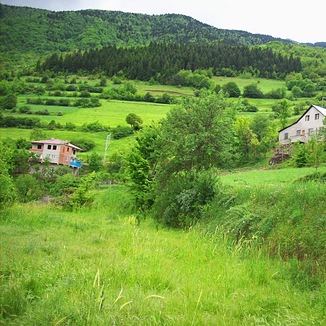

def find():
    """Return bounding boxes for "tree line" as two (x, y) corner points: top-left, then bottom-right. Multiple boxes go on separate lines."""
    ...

(39, 42), (302, 82)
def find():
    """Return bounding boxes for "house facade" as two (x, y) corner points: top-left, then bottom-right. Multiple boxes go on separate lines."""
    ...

(278, 105), (326, 144)
(30, 138), (82, 168)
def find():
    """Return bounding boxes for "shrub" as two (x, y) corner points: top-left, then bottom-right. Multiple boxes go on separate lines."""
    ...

(69, 138), (95, 152)
(15, 174), (45, 202)
(112, 125), (133, 139)
(153, 169), (218, 228)
(19, 106), (32, 114)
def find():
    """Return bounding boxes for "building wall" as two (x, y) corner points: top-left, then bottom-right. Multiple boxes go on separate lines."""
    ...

(30, 141), (80, 166)
(279, 107), (325, 144)
(58, 145), (74, 165)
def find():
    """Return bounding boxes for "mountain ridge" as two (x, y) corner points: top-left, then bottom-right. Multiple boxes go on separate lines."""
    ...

(1, 4), (325, 54)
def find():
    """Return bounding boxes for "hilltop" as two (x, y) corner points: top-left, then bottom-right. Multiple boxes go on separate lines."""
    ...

(1, 3), (325, 55)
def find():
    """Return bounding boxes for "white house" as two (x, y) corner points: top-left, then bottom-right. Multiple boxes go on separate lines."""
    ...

(30, 138), (82, 168)
(278, 105), (326, 144)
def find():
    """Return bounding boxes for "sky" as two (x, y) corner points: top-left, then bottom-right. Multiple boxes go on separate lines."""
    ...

(1, 0), (325, 43)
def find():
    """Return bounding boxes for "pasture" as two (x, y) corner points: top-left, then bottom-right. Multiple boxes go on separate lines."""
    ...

(15, 97), (172, 128)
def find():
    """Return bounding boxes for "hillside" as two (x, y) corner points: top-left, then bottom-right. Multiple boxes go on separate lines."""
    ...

(0, 4), (310, 54)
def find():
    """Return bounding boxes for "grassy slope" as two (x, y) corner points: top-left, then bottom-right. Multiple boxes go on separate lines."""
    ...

(1, 186), (325, 325)
(0, 127), (135, 160)
(221, 166), (326, 186)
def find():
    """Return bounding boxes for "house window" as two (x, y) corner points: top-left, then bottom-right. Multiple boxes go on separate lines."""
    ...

(47, 145), (51, 150)
(67, 147), (70, 152)
(53, 145), (57, 150)
(284, 133), (289, 140)
(296, 130), (301, 136)
(305, 115), (310, 121)
(37, 144), (42, 149)
(73, 150), (76, 155)
(315, 113), (320, 120)
(308, 128), (314, 135)
(301, 130), (305, 136)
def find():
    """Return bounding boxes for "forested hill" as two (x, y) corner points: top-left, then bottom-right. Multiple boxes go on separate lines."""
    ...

(0, 4), (310, 54)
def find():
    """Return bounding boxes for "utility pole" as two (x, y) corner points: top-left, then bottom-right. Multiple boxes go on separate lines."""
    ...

(103, 133), (111, 163)
(322, 97), (326, 108)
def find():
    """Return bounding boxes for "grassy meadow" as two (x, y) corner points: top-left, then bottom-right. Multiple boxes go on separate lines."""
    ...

(221, 166), (326, 186)
(15, 97), (172, 128)
(1, 74), (325, 324)
(1, 182), (325, 325)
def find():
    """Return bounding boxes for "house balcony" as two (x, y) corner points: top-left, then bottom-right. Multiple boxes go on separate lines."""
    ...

(280, 134), (308, 144)
(290, 134), (309, 143)
(70, 158), (82, 168)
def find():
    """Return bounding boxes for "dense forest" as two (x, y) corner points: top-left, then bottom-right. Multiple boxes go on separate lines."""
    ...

(1, 3), (324, 55)
(40, 42), (302, 81)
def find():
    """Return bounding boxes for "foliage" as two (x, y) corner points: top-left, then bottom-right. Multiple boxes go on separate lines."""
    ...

(0, 138), (30, 176)
(30, 129), (47, 141)
(215, 167), (326, 289)
(306, 135), (326, 171)
(51, 173), (80, 196)
(65, 172), (97, 210)
(1, 93), (17, 110)
(0, 4), (302, 55)
(14, 174), (44, 202)
(69, 138), (95, 152)
(243, 83), (265, 98)
(293, 143), (309, 167)
(0, 158), (16, 208)
(112, 125), (133, 139)
(157, 91), (236, 179)
(153, 169), (219, 228)
(222, 81), (241, 98)
(126, 126), (159, 211)
(295, 171), (326, 183)
(234, 116), (261, 164)
(125, 113), (143, 130)
(272, 100), (292, 129)
(41, 42), (301, 82)
(86, 152), (103, 172)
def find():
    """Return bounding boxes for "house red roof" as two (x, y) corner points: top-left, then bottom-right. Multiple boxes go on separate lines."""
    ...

(30, 138), (82, 151)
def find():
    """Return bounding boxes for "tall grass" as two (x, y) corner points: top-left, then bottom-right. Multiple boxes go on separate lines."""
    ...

(1, 185), (325, 325)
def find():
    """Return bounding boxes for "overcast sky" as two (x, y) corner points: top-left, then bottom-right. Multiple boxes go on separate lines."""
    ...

(1, 0), (325, 43)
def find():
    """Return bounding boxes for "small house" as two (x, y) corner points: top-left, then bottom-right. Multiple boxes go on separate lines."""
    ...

(278, 105), (326, 144)
(30, 138), (82, 168)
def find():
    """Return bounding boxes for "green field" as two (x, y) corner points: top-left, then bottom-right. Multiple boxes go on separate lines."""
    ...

(1, 185), (325, 325)
(15, 98), (172, 128)
(221, 166), (326, 186)
(212, 76), (286, 93)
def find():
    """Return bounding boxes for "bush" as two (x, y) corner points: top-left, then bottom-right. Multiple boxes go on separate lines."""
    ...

(153, 169), (218, 228)
(112, 125), (133, 139)
(69, 139), (95, 152)
(19, 106), (32, 114)
(15, 174), (45, 202)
